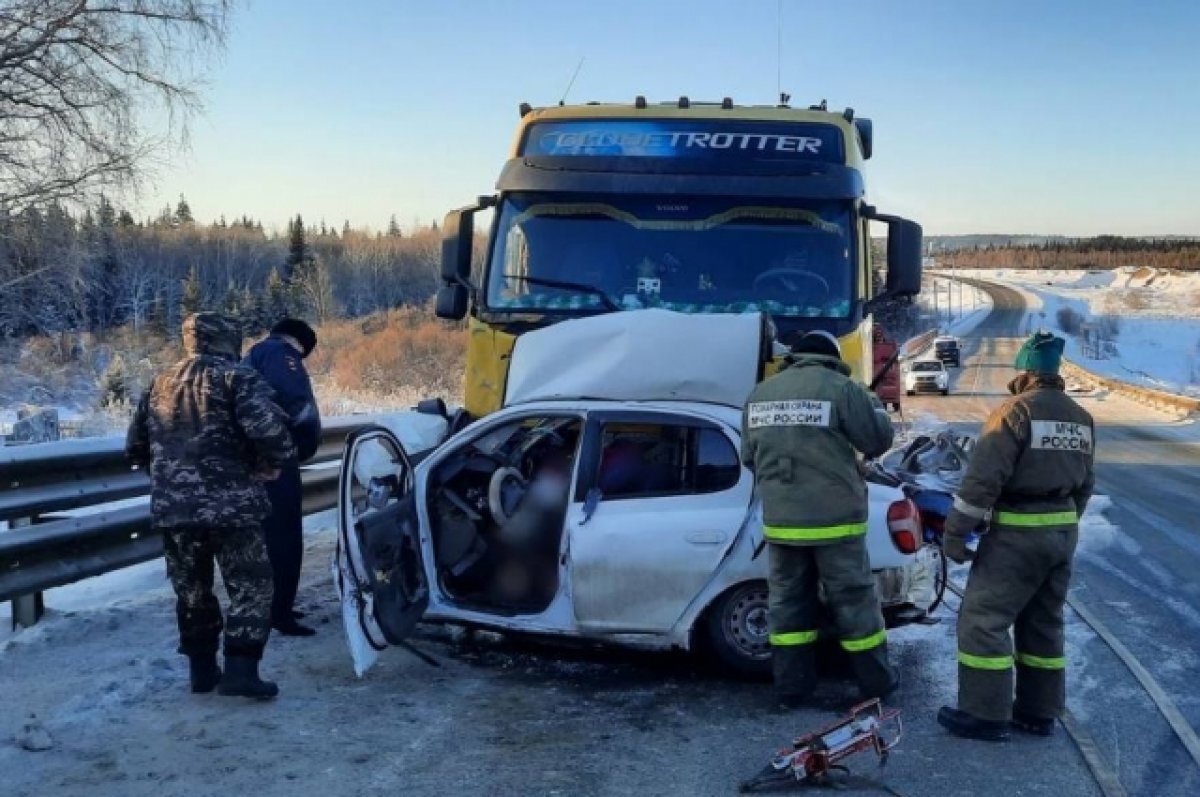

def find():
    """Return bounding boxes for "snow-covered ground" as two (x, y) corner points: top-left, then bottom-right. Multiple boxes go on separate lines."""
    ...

(948, 267), (1200, 397)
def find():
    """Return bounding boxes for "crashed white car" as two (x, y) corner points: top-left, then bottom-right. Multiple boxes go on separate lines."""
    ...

(335, 311), (931, 677)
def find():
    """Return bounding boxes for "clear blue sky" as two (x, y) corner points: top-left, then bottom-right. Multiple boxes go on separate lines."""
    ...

(142, 0), (1200, 236)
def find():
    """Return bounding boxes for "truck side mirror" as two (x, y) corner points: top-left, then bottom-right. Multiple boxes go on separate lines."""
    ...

(435, 284), (470, 320)
(884, 218), (923, 296)
(865, 209), (923, 298)
(440, 207), (475, 284)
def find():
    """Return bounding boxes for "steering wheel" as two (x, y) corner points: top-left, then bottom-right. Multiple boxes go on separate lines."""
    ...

(752, 268), (831, 301)
(488, 467), (528, 526)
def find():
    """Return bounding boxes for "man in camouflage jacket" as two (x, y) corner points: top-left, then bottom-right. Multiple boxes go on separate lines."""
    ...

(126, 313), (296, 699)
(938, 332), (1095, 741)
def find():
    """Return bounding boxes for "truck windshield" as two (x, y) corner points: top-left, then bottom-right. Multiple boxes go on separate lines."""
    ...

(484, 193), (855, 320)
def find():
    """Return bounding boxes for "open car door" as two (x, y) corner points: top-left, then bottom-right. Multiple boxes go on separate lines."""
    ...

(334, 425), (426, 676)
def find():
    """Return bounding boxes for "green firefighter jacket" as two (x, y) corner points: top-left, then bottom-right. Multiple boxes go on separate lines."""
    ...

(741, 354), (895, 544)
(953, 373), (1096, 529)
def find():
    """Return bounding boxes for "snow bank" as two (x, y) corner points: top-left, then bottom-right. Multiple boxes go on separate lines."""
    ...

(953, 268), (1200, 397)
(1077, 495), (1119, 555)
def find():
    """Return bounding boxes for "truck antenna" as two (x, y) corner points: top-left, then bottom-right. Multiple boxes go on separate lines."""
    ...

(559, 57), (586, 106)
(776, 0), (783, 103)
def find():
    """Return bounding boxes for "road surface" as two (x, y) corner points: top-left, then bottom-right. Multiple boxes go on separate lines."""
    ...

(906, 279), (1200, 795)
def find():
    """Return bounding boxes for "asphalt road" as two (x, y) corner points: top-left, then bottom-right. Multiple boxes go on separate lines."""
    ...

(906, 279), (1200, 796)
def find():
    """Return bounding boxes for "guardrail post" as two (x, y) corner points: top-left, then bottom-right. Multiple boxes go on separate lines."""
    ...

(9, 516), (45, 630)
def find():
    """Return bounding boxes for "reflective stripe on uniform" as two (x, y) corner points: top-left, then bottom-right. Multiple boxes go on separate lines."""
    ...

(957, 650), (1014, 670)
(764, 522), (868, 542)
(1017, 652), (1066, 670)
(770, 630), (819, 646)
(994, 510), (1079, 528)
(953, 495), (990, 520)
(840, 629), (886, 653)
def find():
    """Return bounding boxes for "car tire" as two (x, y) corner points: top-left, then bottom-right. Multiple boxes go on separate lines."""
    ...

(703, 581), (772, 679)
(906, 390), (914, 397)
(941, 389), (949, 396)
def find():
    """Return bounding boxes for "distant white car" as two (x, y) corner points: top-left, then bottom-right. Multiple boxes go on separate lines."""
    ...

(905, 359), (950, 396)
(334, 311), (931, 679)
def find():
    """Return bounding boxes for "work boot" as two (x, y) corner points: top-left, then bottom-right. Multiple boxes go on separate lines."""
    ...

(1011, 706), (1056, 737)
(860, 669), (900, 702)
(937, 707), (1010, 742)
(272, 618), (316, 637)
(187, 654), (221, 694)
(218, 656), (279, 700)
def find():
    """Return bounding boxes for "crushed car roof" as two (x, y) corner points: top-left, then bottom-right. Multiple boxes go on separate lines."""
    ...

(504, 309), (765, 409)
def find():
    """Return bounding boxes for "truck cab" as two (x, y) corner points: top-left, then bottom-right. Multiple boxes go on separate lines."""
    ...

(434, 97), (923, 419)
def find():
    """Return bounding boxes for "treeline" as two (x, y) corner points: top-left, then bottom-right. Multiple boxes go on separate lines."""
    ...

(0, 196), (445, 344)
(938, 236), (1200, 271)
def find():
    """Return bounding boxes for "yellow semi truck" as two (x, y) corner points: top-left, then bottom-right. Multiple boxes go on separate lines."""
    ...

(436, 97), (923, 418)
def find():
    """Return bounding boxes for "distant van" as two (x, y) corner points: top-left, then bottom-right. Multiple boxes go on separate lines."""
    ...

(934, 336), (961, 367)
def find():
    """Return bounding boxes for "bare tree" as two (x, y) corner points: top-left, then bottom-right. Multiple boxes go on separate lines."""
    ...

(0, 1), (230, 213)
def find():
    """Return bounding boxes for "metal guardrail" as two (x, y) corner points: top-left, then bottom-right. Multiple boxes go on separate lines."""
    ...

(1061, 359), (1200, 416)
(901, 328), (939, 359)
(0, 417), (370, 627)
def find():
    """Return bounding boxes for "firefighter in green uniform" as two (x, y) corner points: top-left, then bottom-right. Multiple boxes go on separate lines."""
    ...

(742, 331), (899, 707)
(938, 332), (1095, 741)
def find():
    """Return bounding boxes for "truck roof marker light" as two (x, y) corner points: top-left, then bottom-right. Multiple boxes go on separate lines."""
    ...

(778, 92), (790, 108)
(722, 97), (734, 109)
(843, 107), (855, 122)
(635, 95), (647, 109)
(518, 102), (532, 117)
(678, 96), (690, 108)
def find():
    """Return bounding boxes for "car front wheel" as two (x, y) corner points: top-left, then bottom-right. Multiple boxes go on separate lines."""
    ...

(704, 582), (772, 679)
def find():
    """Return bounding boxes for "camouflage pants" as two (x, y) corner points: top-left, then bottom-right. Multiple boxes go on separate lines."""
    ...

(163, 525), (274, 660)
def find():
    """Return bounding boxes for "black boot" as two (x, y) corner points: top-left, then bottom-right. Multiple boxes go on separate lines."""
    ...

(218, 655), (279, 700)
(1011, 706), (1056, 736)
(272, 618), (316, 637)
(188, 654), (221, 694)
(937, 706), (1010, 742)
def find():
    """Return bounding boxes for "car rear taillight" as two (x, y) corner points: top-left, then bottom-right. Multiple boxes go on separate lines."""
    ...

(887, 499), (922, 554)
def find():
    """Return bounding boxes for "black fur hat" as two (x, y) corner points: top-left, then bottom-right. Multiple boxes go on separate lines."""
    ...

(271, 317), (317, 358)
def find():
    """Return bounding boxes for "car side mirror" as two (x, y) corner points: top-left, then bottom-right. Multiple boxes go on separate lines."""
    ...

(580, 487), (603, 525)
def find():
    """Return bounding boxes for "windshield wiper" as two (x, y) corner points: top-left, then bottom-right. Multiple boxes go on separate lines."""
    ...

(500, 274), (620, 311)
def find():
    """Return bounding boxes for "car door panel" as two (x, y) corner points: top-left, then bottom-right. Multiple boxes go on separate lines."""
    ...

(335, 425), (424, 677)
(569, 412), (753, 633)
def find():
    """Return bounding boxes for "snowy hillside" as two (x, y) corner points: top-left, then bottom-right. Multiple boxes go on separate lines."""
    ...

(949, 267), (1200, 397)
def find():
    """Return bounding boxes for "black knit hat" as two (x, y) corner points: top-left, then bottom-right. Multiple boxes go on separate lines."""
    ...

(271, 317), (317, 358)
(791, 330), (842, 360)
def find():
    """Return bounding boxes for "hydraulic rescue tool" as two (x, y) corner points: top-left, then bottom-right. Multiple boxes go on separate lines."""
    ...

(740, 699), (903, 793)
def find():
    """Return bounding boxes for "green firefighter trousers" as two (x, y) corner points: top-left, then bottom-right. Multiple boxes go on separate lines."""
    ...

(768, 538), (893, 699)
(957, 525), (1078, 722)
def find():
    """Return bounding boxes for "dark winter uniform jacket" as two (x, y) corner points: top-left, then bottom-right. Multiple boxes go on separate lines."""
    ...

(244, 335), (322, 462)
(126, 314), (296, 529)
(741, 353), (895, 544)
(952, 373), (1095, 529)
